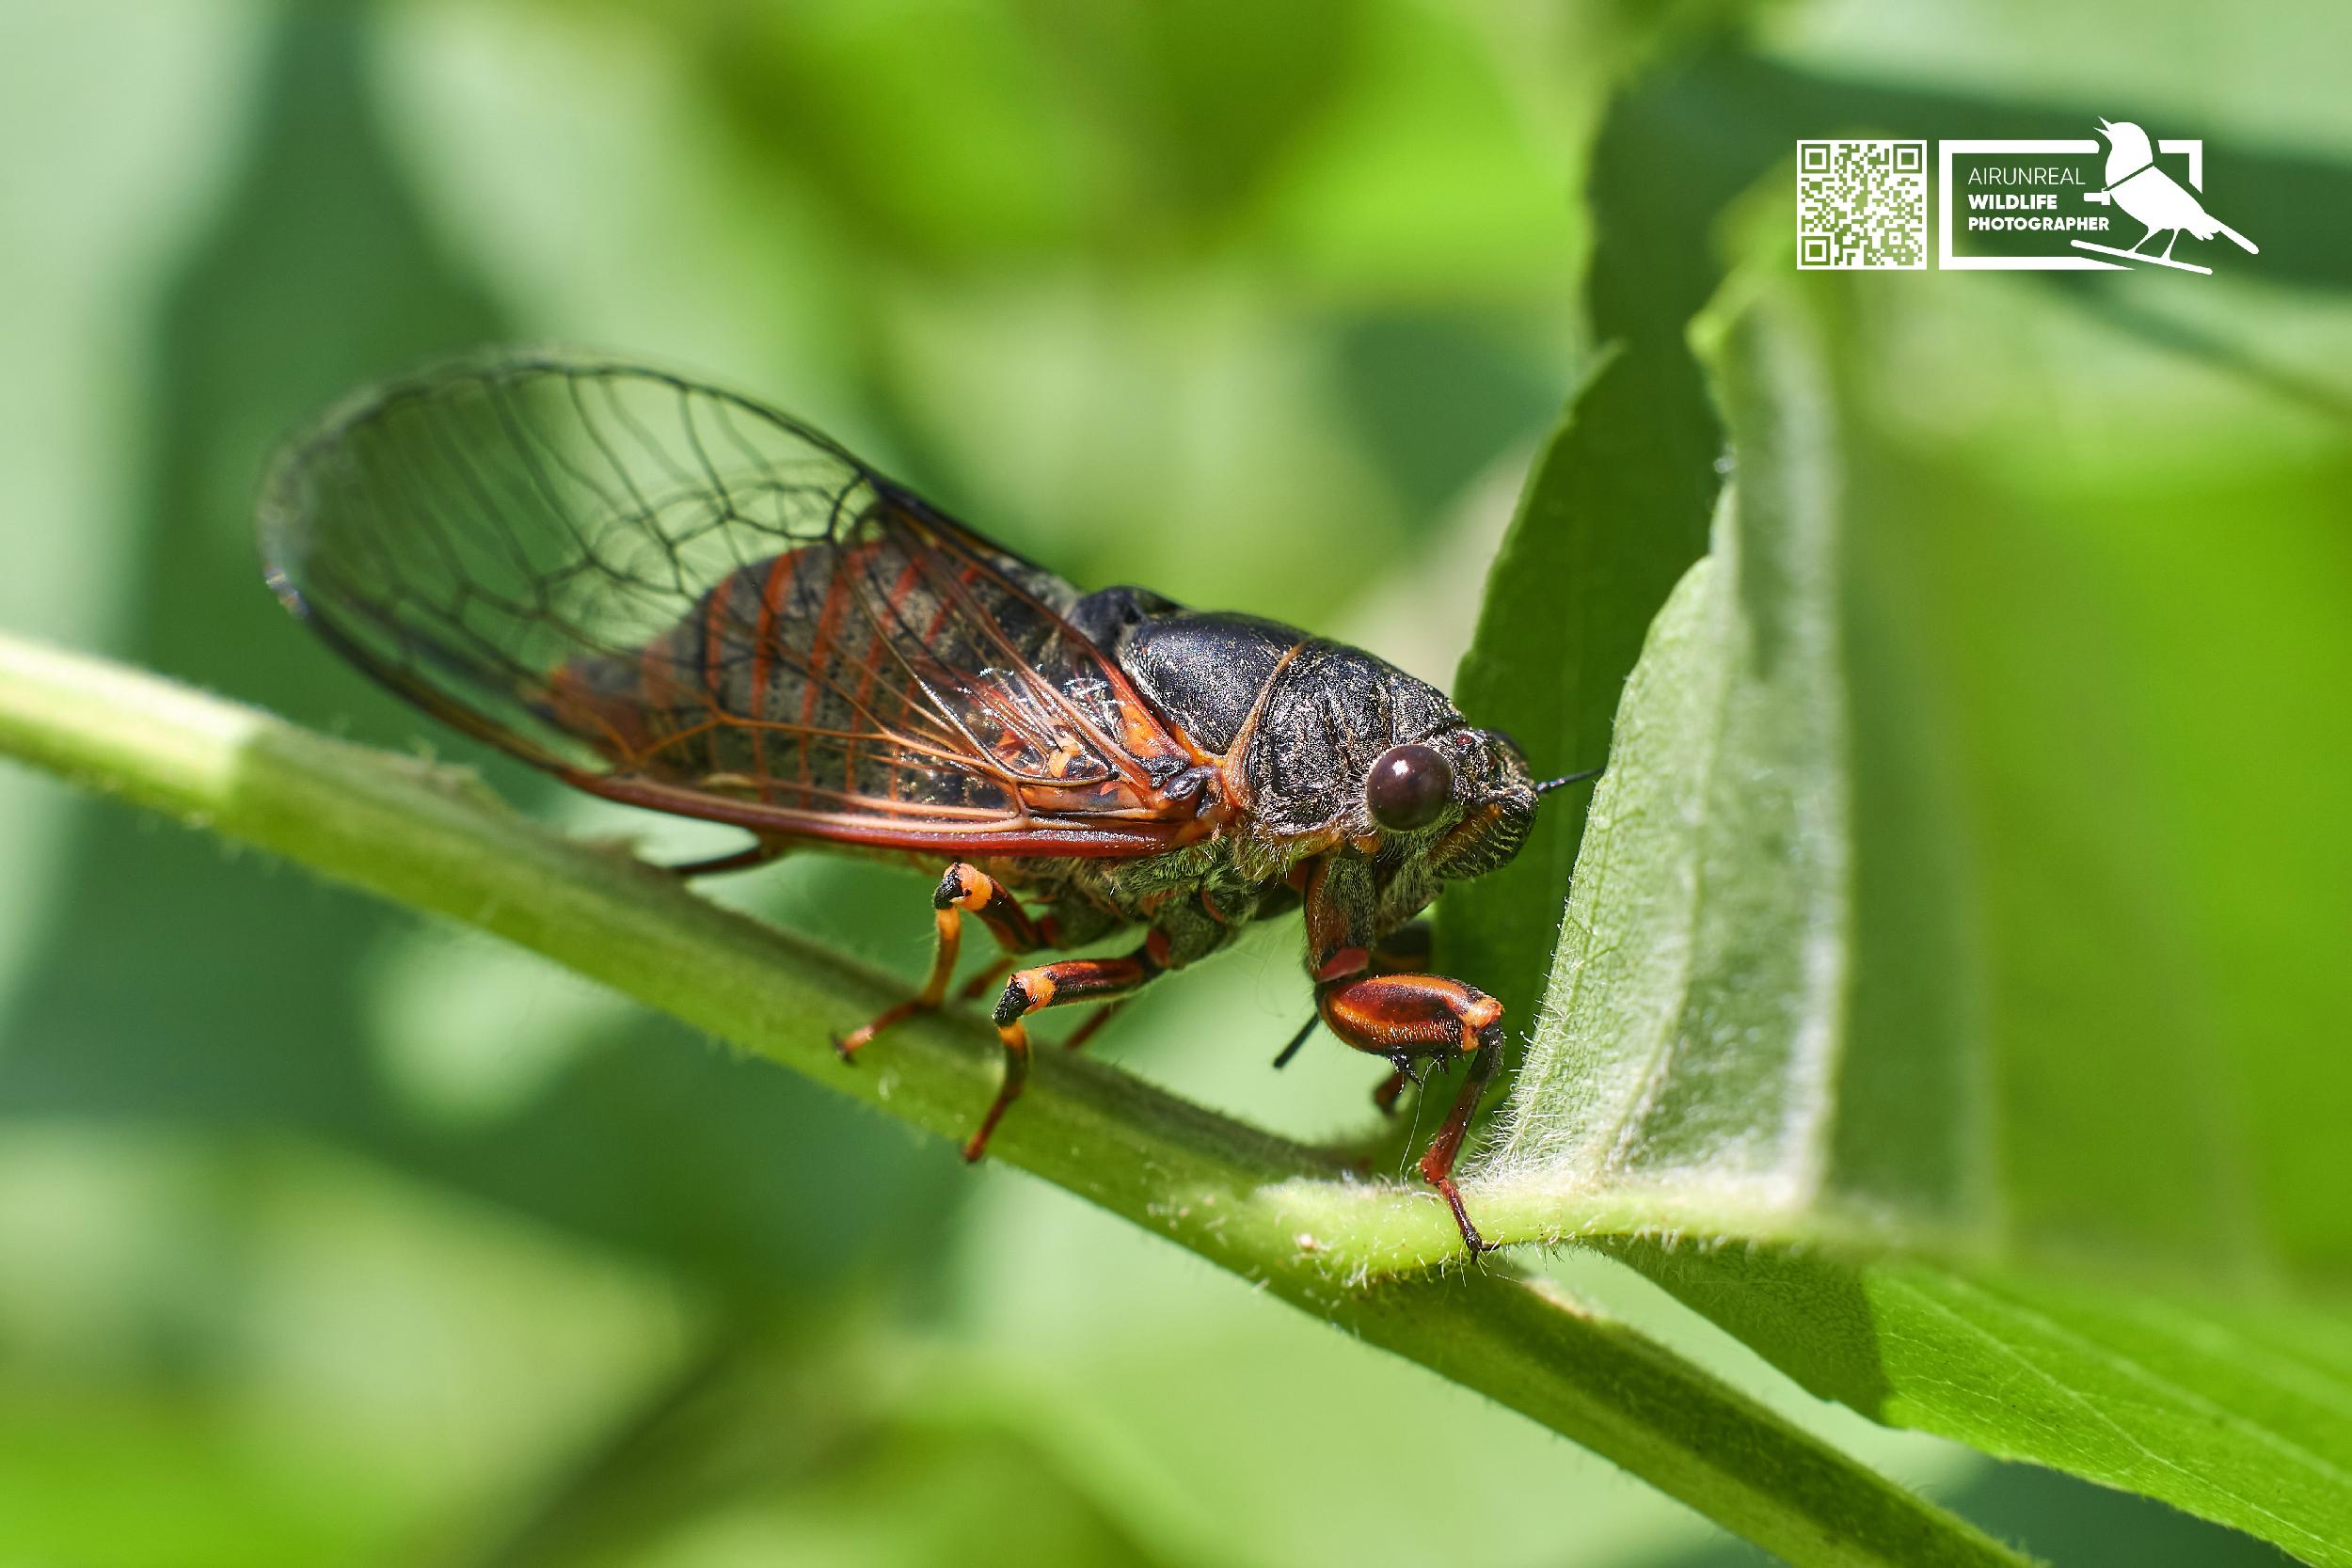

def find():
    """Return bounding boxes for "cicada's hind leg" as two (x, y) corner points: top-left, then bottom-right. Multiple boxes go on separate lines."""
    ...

(834, 863), (1044, 1060)
(1057, 998), (1130, 1054)
(954, 956), (1018, 1006)
(664, 835), (792, 878)
(1313, 969), (1506, 1254)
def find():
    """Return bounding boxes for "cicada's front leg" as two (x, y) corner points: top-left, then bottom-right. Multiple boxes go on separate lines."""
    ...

(1361, 920), (1434, 1115)
(834, 863), (1044, 1059)
(1272, 908), (1428, 1092)
(1313, 967), (1505, 1253)
(1298, 858), (1504, 1253)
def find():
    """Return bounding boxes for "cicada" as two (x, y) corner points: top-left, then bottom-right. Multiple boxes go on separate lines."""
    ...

(259, 356), (1593, 1252)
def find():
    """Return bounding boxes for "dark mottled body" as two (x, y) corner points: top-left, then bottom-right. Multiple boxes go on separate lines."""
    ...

(261, 355), (1556, 1252)
(548, 545), (1534, 977)
(1005, 593), (1535, 971)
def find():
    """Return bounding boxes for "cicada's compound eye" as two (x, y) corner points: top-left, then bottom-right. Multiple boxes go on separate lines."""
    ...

(1365, 742), (1454, 832)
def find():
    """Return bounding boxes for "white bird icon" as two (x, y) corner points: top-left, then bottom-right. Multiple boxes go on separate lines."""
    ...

(2090, 119), (2258, 262)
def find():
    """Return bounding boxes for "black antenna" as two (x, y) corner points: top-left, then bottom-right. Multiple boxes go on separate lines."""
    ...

(1534, 765), (1604, 796)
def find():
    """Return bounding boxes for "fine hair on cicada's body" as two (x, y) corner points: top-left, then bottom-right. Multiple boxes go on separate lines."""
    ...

(259, 351), (1594, 1255)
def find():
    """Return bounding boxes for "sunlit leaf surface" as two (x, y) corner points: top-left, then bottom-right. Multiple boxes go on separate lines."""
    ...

(1463, 273), (2352, 1559)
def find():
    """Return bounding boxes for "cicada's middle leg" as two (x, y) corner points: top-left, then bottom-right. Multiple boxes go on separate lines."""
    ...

(964, 893), (1242, 1165)
(833, 863), (1042, 1059)
(969, 933), (1172, 1163)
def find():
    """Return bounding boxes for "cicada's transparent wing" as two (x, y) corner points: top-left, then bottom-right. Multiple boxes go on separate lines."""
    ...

(261, 355), (1203, 853)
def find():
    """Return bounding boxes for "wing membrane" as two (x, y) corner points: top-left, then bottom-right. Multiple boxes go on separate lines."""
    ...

(261, 355), (1205, 854)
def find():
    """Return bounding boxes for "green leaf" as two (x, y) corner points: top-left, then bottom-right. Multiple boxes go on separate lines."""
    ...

(1455, 270), (2352, 1557)
(1616, 1243), (2352, 1568)
(0, 6), (967, 1302)
(1433, 58), (2352, 1553)
(1476, 287), (1859, 1233)
(1440, 81), (1732, 1022)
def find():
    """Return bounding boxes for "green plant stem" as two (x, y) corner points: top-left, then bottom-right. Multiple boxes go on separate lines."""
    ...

(0, 630), (2031, 1568)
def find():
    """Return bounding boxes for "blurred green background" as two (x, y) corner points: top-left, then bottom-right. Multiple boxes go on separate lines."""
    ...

(1, 1), (2344, 1564)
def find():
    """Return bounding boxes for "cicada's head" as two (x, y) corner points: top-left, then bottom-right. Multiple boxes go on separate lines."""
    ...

(1373, 724), (1540, 882)
(1242, 643), (1539, 886)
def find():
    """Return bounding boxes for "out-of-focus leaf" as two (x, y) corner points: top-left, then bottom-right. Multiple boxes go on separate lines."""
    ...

(458, 1330), (1188, 1568)
(1249, 0), (1582, 297)
(0, 8), (962, 1300)
(701, 0), (1090, 266)
(691, 0), (1359, 263)
(1759, 2), (2352, 182)
(1008, 0), (1359, 248)
(0, 1389), (396, 1568)
(0, 2), (258, 1008)
(1329, 311), (1565, 525)
(0, 1133), (695, 1568)
(874, 277), (1410, 624)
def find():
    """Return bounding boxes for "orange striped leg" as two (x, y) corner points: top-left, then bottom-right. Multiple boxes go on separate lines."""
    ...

(1314, 972), (1506, 1254)
(834, 863), (1039, 1060)
(1366, 921), (1433, 1114)
(1272, 921), (1437, 1097)
(964, 948), (1161, 1163)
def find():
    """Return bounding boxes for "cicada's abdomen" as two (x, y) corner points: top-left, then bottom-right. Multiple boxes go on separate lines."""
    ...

(539, 532), (1179, 822)
(540, 544), (967, 814)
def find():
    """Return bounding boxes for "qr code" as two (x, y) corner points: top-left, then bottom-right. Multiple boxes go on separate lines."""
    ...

(1796, 140), (1927, 270)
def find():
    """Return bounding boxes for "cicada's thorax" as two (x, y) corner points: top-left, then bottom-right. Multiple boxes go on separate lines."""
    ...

(983, 588), (1504, 971)
(974, 589), (1298, 962)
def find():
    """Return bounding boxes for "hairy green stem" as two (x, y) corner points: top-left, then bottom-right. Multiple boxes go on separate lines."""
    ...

(0, 630), (2030, 1568)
